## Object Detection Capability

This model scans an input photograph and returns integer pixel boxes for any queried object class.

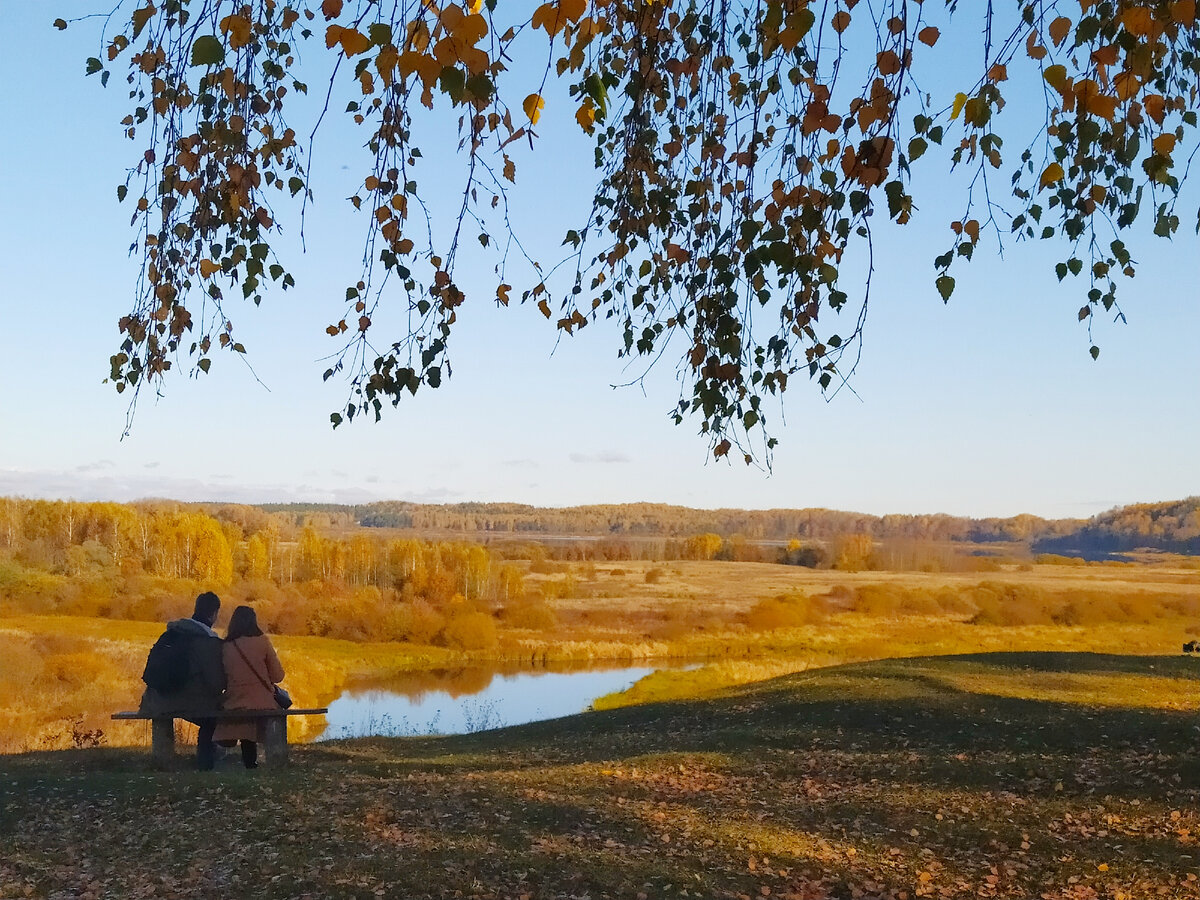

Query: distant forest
[259,497,1200,557]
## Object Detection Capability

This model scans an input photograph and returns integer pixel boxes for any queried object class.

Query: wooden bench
[111,708,328,769]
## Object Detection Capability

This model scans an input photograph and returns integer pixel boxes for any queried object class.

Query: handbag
[232,639,292,709]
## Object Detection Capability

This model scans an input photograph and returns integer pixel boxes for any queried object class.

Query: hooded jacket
[138,617,226,715]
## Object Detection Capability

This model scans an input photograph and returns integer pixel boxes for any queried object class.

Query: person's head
[226,605,263,641]
[192,591,221,627]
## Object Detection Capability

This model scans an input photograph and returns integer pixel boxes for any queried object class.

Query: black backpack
[142,629,193,693]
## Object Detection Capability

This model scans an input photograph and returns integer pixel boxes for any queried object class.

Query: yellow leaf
[1049,16,1072,46]
[1040,162,1064,188]
[468,0,484,12]
[951,92,968,119]
[523,92,545,125]
[321,0,343,19]
[1153,133,1177,155]
[497,283,511,306]
[1026,29,1047,60]
[537,298,551,318]
[918,26,939,46]
[1113,71,1141,101]
[831,10,851,33]
[339,27,372,57]
[531,2,565,37]
[575,100,596,133]
[375,45,399,87]
[1043,64,1068,91]
[560,0,587,23]
[220,14,253,50]
[1174,0,1197,25]
[199,259,220,279]
[1122,7,1153,36]
[131,4,156,40]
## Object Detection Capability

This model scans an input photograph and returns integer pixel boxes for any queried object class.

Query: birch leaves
[78,0,1200,459]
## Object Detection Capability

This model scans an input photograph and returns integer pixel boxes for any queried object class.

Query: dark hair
[193,591,221,625]
[226,605,263,641]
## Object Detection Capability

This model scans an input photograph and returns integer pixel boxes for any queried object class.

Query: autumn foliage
[63,1,1200,457]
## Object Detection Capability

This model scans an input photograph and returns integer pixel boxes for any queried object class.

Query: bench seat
[111,708,328,769]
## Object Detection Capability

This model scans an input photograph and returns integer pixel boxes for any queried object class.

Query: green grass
[2,651,1198,899]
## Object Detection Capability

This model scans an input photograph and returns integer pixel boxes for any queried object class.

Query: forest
[3,496,1200,650]
[269,496,1200,551]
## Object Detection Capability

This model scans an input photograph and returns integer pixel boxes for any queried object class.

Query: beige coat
[213,634,285,743]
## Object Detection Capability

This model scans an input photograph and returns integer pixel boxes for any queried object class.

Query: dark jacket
[139,617,226,715]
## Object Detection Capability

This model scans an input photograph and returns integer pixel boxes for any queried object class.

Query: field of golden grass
[2,558,1197,752]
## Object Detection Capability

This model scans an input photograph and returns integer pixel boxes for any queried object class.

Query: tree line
[262,498,1200,555]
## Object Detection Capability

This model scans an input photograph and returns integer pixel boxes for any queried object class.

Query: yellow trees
[683,533,724,561]
[833,533,875,572]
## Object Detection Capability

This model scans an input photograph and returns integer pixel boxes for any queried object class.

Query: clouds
[569,451,631,465]
[0,465,470,507]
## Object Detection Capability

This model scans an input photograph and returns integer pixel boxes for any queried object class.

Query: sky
[0,3,1197,520]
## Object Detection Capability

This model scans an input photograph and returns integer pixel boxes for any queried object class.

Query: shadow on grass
[2,651,1198,899]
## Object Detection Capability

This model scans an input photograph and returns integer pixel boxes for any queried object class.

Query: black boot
[241,740,258,769]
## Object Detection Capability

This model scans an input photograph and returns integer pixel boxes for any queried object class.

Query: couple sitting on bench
[140,591,286,771]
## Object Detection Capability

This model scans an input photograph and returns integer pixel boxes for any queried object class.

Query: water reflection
[317,661,668,739]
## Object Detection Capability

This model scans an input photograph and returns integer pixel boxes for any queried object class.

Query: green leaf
[368,23,392,45]
[53,18,68,30]
[190,35,225,67]
[935,274,955,302]
[439,66,465,102]
[85,57,103,75]
[1089,345,1100,360]
[584,72,608,119]
[198,358,211,373]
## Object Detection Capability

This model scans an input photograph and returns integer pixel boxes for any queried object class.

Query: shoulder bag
[231,639,293,709]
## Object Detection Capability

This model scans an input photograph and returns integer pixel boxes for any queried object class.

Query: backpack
[142,629,193,693]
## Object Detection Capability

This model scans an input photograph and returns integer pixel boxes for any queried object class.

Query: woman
[214,605,285,769]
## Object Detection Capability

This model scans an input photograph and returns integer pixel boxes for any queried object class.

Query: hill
[2,652,1197,899]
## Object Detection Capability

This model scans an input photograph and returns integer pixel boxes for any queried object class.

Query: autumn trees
[64,1,1200,458]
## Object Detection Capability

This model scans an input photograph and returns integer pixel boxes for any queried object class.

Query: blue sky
[0,2,1196,519]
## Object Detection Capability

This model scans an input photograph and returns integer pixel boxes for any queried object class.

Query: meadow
[3,555,1198,752]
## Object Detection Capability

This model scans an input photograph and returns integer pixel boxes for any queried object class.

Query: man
[139,591,226,770]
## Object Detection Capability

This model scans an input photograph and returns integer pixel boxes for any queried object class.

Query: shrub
[644,567,666,584]
[746,594,827,631]
[442,611,499,651]
[503,598,559,632]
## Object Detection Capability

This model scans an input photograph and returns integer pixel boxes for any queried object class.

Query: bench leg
[263,717,288,769]
[151,718,175,769]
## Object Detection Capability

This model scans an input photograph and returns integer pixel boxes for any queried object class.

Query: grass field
[3,559,1199,751]
[2,652,1197,899]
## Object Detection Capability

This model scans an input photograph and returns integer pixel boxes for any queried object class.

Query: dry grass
[2,557,1198,751]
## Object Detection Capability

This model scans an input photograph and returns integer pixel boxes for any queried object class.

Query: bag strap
[231,638,275,693]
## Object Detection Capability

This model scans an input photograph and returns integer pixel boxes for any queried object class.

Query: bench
[111,708,328,769]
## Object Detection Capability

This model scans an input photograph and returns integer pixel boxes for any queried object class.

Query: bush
[503,599,559,632]
[969,582,1054,626]
[745,594,827,631]
[442,611,499,650]
[644,567,666,584]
